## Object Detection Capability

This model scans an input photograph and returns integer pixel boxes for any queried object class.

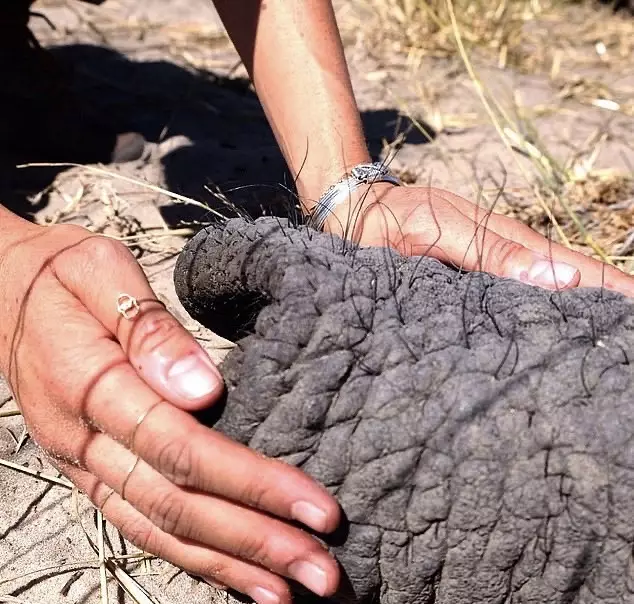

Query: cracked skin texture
[174,217,634,604]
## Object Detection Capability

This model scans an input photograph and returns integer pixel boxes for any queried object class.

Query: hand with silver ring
[0,211,341,604]
[324,182,634,295]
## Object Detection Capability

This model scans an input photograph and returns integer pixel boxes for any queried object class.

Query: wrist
[295,145,372,212]
[323,181,397,240]
[307,160,402,233]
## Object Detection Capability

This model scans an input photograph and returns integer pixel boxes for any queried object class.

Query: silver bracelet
[308,162,402,231]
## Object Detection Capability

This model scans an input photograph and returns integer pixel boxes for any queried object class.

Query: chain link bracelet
[307,162,402,231]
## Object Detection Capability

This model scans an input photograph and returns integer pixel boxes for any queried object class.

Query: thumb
[52,234,224,412]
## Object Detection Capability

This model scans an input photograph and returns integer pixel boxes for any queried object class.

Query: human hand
[0,219,341,604]
[326,183,634,296]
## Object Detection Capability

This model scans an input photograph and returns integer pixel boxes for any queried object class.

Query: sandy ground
[1,0,633,602]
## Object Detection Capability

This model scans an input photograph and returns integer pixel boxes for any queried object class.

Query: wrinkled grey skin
[174,217,634,604]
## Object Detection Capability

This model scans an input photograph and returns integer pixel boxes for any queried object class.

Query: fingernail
[291,501,328,533]
[167,354,222,400]
[249,586,280,604]
[523,259,578,289]
[288,560,328,597]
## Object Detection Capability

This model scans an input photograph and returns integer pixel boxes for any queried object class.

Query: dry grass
[343,0,633,72]
[341,0,634,268]
[346,0,548,68]
[496,171,634,259]
[0,439,161,604]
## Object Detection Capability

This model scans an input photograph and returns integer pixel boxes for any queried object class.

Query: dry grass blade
[0,554,154,590]
[97,511,109,604]
[0,410,21,419]
[13,427,29,455]
[347,0,633,260]
[112,228,196,242]
[0,561,96,591]
[0,458,73,489]
[71,490,161,604]
[444,0,627,266]
[17,163,227,222]
[103,562,161,604]
[0,563,93,589]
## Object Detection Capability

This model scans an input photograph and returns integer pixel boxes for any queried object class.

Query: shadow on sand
[1,43,434,225]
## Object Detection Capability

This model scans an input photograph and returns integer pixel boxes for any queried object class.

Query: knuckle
[485,237,523,273]
[156,436,196,485]
[235,533,270,565]
[33,420,90,467]
[200,559,231,584]
[81,235,129,265]
[65,235,130,274]
[145,488,188,535]
[52,223,90,242]
[118,516,160,553]
[240,477,273,510]
[131,311,184,358]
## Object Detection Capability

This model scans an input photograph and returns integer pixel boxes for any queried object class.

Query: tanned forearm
[212,0,371,211]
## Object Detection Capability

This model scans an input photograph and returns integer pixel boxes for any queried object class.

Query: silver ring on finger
[128,400,165,450]
[135,400,164,431]
[120,455,140,501]
[100,486,116,510]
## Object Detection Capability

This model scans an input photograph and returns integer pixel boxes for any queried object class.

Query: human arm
[212,0,634,295]
[212,0,369,205]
